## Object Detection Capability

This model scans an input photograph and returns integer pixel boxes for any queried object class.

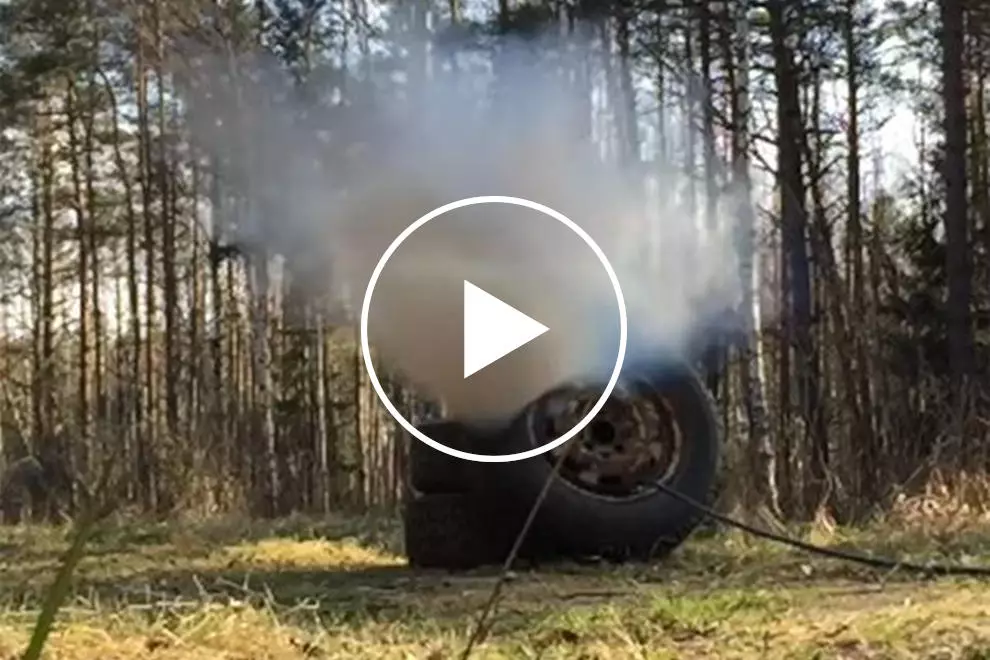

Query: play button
[358,195,627,464]
[463,280,549,378]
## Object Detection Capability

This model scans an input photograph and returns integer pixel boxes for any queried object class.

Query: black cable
[457,410,990,660]
[652,479,990,577]
[456,460,990,660]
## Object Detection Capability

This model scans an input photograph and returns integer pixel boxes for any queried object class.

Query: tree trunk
[65,78,88,506]
[769,0,821,514]
[99,67,142,505]
[730,0,778,517]
[154,0,179,438]
[844,0,879,504]
[137,6,158,511]
[699,0,724,398]
[938,0,973,428]
[615,11,640,168]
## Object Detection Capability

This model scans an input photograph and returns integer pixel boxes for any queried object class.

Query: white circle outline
[360,195,627,463]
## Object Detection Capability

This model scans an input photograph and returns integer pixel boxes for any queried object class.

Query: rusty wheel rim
[526,380,684,500]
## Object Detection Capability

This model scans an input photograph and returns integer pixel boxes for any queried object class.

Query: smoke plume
[180,28,743,423]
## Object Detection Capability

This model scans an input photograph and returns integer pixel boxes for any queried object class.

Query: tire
[479,360,721,561]
[407,420,478,494]
[402,492,516,569]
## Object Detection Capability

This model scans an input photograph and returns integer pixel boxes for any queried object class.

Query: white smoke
[180,26,743,422]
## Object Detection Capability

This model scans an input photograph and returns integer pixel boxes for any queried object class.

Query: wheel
[402,492,516,569]
[480,359,721,561]
[407,420,478,494]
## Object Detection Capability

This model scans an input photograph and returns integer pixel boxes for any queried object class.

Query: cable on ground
[459,461,990,659]
[652,479,990,577]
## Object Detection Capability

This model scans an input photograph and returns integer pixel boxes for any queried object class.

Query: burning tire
[401,360,721,567]
[482,360,720,561]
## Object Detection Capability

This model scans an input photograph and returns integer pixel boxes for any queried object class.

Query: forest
[4,0,990,657]
[0,0,987,530]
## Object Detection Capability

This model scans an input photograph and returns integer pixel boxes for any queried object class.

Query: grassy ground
[1,511,990,659]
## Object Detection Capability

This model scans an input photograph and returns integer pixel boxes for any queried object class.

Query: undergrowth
[2,474,990,659]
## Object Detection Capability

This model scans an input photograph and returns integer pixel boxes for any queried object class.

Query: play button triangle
[463,280,549,378]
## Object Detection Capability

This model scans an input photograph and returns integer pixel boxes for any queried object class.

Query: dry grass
[2,503,990,659]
